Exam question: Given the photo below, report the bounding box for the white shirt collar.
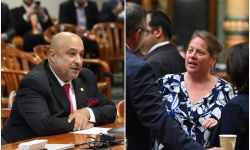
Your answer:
[49,65,72,87]
[148,41,170,54]
[74,1,88,8]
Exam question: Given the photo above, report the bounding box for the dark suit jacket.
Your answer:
[143,43,186,79]
[126,47,203,150]
[11,6,52,36]
[2,60,116,143]
[1,2,16,41]
[209,93,249,150]
[59,0,99,30]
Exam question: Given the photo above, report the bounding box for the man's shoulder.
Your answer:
[126,52,145,69]
[24,61,47,80]
[11,6,24,13]
[76,68,97,83]
[154,44,178,55]
[1,2,8,9]
[60,0,73,7]
[88,0,98,5]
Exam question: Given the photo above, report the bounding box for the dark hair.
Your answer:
[126,2,146,37]
[148,10,172,39]
[226,42,249,93]
[189,30,222,57]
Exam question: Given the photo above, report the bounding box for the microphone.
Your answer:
[103,72,123,79]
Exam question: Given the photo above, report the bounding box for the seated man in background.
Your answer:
[1,32,116,143]
[59,0,99,30]
[1,2,16,42]
[11,0,53,51]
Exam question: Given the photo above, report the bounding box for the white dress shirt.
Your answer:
[74,1,88,30]
[49,65,96,123]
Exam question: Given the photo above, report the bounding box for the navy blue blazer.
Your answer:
[209,93,249,150]
[126,47,203,150]
[2,60,116,143]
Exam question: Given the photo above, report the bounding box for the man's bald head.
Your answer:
[48,32,84,82]
[50,32,84,52]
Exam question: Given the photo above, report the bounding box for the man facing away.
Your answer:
[2,32,116,143]
[126,2,222,150]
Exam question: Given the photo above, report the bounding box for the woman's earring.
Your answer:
[210,64,215,74]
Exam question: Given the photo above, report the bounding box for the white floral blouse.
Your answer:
[157,73,235,148]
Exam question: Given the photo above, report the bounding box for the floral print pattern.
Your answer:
[157,73,235,147]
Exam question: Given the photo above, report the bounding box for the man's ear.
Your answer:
[49,49,56,63]
[134,29,142,43]
[155,26,162,38]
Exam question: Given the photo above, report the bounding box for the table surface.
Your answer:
[1,121,125,150]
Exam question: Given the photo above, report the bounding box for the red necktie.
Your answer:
[63,84,73,113]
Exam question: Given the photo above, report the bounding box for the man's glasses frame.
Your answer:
[140,28,154,37]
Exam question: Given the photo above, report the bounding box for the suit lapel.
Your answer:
[73,78,88,109]
[45,63,71,114]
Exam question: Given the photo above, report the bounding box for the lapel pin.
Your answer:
[80,87,84,91]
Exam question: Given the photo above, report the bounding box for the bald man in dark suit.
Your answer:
[2,32,116,143]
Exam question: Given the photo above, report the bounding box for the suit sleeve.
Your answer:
[131,63,203,150]
[91,89,117,126]
[79,68,116,126]
[16,77,74,136]
[59,4,68,23]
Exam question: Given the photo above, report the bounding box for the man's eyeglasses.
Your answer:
[141,28,154,37]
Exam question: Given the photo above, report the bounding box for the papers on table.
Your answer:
[17,139,47,150]
[45,144,75,150]
[72,127,111,134]
[17,140,75,150]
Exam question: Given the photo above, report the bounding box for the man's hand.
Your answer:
[68,108,91,131]
[202,118,218,129]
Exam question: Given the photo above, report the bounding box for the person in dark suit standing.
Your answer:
[140,10,186,79]
[1,32,116,143]
[59,0,99,30]
[1,2,16,42]
[126,2,221,150]
[209,42,249,150]
[11,0,53,51]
